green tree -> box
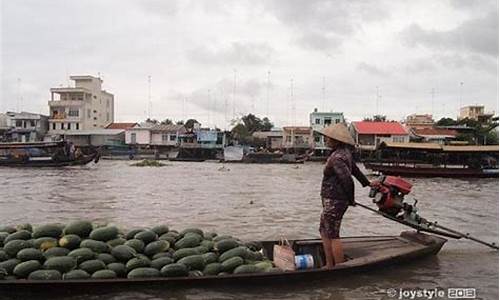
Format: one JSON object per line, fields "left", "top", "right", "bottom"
{"left": 436, "top": 117, "right": 457, "bottom": 126}
{"left": 160, "top": 119, "right": 173, "bottom": 125}
{"left": 184, "top": 119, "right": 200, "bottom": 130}
{"left": 230, "top": 114, "right": 274, "bottom": 145}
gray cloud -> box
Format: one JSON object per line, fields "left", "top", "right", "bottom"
{"left": 400, "top": 11, "right": 499, "bottom": 57}
{"left": 186, "top": 42, "right": 275, "bottom": 65}
{"left": 357, "top": 62, "right": 390, "bottom": 77}
{"left": 265, "top": 0, "right": 389, "bottom": 51}
{"left": 134, "top": 0, "right": 178, "bottom": 17}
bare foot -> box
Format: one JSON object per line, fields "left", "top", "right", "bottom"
{"left": 321, "top": 265, "right": 335, "bottom": 270}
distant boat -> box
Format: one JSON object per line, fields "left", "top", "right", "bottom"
{"left": 0, "top": 141, "right": 99, "bottom": 167}
{"left": 364, "top": 142, "right": 499, "bottom": 178}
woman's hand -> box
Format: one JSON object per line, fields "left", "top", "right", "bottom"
{"left": 369, "top": 180, "right": 381, "bottom": 188}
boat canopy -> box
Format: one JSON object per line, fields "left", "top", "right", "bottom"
{"left": 378, "top": 142, "right": 499, "bottom": 153}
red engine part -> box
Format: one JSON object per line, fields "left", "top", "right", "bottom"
{"left": 369, "top": 176, "right": 413, "bottom": 216}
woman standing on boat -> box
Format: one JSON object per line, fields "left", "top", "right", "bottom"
{"left": 319, "top": 123, "right": 372, "bottom": 268}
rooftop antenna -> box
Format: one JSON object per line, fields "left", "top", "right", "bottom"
{"left": 459, "top": 82, "right": 464, "bottom": 114}
{"left": 266, "top": 70, "right": 271, "bottom": 117}
{"left": 182, "top": 97, "right": 186, "bottom": 121}
{"left": 233, "top": 69, "right": 237, "bottom": 120}
{"left": 290, "top": 78, "right": 295, "bottom": 125}
{"left": 322, "top": 76, "right": 326, "bottom": 111}
{"left": 16, "top": 78, "right": 21, "bottom": 112}
{"left": 148, "top": 75, "right": 152, "bottom": 120}
{"left": 431, "top": 88, "right": 435, "bottom": 117}
{"left": 375, "top": 86, "right": 381, "bottom": 116}
{"left": 207, "top": 89, "right": 211, "bottom": 127}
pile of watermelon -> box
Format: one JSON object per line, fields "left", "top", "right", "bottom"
{"left": 0, "top": 221, "right": 279, "bottom": 280}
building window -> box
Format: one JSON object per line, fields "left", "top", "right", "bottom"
{"left": 324, "top": 118, "right": 332, "bottom": 125}
{"left": 93, "top": 110, "right": 97, "bottom": 113}
{"left": 76, "top": 123, "right": 79, "bottom": 130}
{"left": 93, "top": 117, "right": 97, "bottom": 120}
{"left": 170, "top": 135, "right": 176, "bottom": 141}
{"left": 162, "top": 134, "right": 169, "bottom": 141}
{"left": 335, "top": 119, "right": 340, "bottom": 124}
{"left": 52, "top": 123, "right": 56, "bottom": 130}
{"left": 15, "top": 120, "right": 22, "bottom": 127}
{"left": 131, "top": 133, "right": 137, "bottom": 144}
{"left": 315, "top": 118, "right": 320, "bottom": 124}
{"left": 68, "top": 123, "right": 71, "bottom": 130}
{"left": 286, "top": 136, "right": 291, "bottom": 142}
{"left": 30, "top": 120, "right": 36, "bottom": 127}
{"left": 315, "top": 136, "right": 320, "bottom": 142}
{"left": 61, "top": 123, "right": 65, "bottom": 130}
{"left": 68, "top": 109, "right": 79, "bottom": 117}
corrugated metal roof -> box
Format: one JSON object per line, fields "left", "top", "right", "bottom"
{"left": 413, "top": 128, "right": 457, "bottom": 136}
{"left": 380, "top": 142, "right": 442, "bottom": 150}
{"left": 380, "top": 142, "right": 499, "bottom": 152}
{"left": 106, "top": 123, "right": 138, "bottom": 129}
{"left": 62, "top": 129, "right": 124, "bottom": 136}
{"left": 442, "top": 145, "right": 499, "bottom": 152}
{"left": 353, "top": 121, "right": 408, "bottom": 135}
{"left": 150, "top": 124, "right": 186, "bottom": 132}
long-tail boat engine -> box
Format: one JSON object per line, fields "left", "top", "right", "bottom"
{"left": 369, "top": 176, "right": 414, "bottom": 217}
{"left": 362, "top": 175, "right": 498, "bottom": 249}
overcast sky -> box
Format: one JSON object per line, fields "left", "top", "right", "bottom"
{"left": 1, "top": 0, "right": 498, "bottom": 128}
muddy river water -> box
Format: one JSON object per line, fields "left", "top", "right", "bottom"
{"left": 0, "top": 161, "right": 498, "bottom": 299}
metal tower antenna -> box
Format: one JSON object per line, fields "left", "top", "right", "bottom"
{"left": 16, "top": 78, "right": 21, "bottom": 112}
{"left": 459, "top": 82, "right": 464, "bottom": 112}
{"left": 431, "top": 88, "right": 435, "bottom": 116}
{"left": 207, "top": 89, "right": 211, "bottom": 126}
{"left": 266, "top": 70, "right": 270, "bottom": 117}
{"left": 290, "top": 78, "right": 295, "bottom": 125}
{"left": 322, "top": 76, "right": 326, "bottom": 110}
{"left": 148, "top": 75, "right": 152, "bottom": 119}
{"left": 376, "top": 86, "right": 381, "bottom": 116}
{"left": 233, "top": 69, "right": 237, "bottom": 120}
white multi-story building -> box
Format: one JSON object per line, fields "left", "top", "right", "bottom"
{"left": 48, "top": 75, "right": 114, "bottom": 135}
{"left": 310, "top": 108, "right": 345, "bottom": 151}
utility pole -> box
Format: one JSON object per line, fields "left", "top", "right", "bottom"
{"left": 148, "top": 75, "right": 152, "bottom": 120}
{"left": 375, "top": 86, "right": 381, "bottom": 116}
{"left": 16, "top": 78, "right": 21, "bottom": 112}
{"left": 459, "top": 82, "right": 464, "bottom": 117}
{"left": 431, "top": 88, "right": 435, "bottom": 117}
{"left": 322, "top": 76, "right": 326, "bottom": 111}
{"left": 233, "top": 69, "right": 237, "bottom": 120}
{"left": 290, "top": 79, "right": 295, "bottom": 125}
{"left": 266, "top": 70, "right": 270, "bottom": 118}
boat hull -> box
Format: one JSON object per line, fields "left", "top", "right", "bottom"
{"left": 364, "top": 163, "right": 499, "bottom": 178}
{"left": 0, "top": 231, "right": 446, "bottom": 295}
{"left": 0, "top": 153, "right": 98, "bottom": 168}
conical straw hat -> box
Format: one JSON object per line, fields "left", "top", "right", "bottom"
{"left": 319, "top": 123, "right": 355, "bottom": 146}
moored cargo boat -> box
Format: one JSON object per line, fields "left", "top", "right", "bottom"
{"left": 0, "top": 231, "right": 446, "bottom": 295}
{"left": 0, "top": 141, "right": 99, "bottom": 167}
{"left": 364, "top": 142, "right": 499, "bottom": 178}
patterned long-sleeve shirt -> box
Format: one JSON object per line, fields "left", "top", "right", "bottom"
{"left": 321, "top": 146, "right": 370, "bottom": 204}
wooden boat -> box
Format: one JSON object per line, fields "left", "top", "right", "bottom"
{"left": 364, "top": 142, "right": 499, "bottom": 178}
{"left": 364, "top": 162, "right": 498, "bottom": 178}
{"left": 0, "top": 141, "right": 99, "bottom": 167}
{"left": 0, "top": 231, "right": 446, "bottom": 295}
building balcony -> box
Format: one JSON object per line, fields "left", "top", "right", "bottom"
{"left": 48, "top": 100, "right": 85, "bottom": 107}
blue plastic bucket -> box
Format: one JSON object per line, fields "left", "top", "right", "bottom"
{"left": 295, "top": 254, "right": 314, "bottom": 269}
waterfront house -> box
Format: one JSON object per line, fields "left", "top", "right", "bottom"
{"left": 410, "top": 128, "right": 458, "bottom": 144}
{"left": 405, "top": 114, "right": 434, "bottom": 130}
{"left": 459, "top": 105, "right": 494, "bottom": 122}
{"left": 252, "top": 130, "right": 284, "bottom": 150}
{"left": 0, "top": 111, "right": 49, "bottom": 142}
{"left": 125, "top": 124, "right": 152, "bottom": 146}
{"left": 350, "top": 121, "right": 409, "bottom": 151}
{"left": 150, "top": 124, "right": 186, "bottom": 147}
{"left": 61, "top": 129, "right": 125, "bottom": 147}
{"left": 48, "top": 75, "right": 114, "bottom": 137}
{"left": 310, "top": 108, "right": 345, "bottom": 156}
{"left": 282, "top": 126, "right": 313, "bottom": 153}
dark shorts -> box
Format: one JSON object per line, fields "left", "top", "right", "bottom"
{"left": 319, "top": 198, "right": 348, "bottom": 239}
